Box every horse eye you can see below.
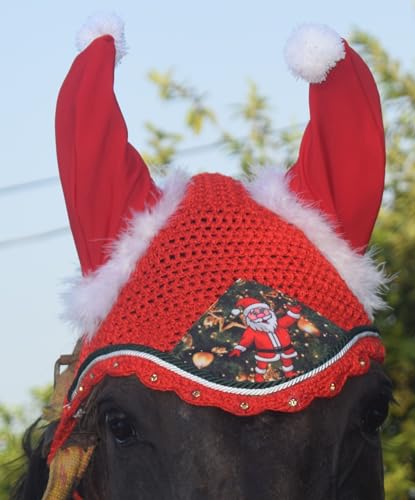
[360,393,390,436]
[105,410,136,445]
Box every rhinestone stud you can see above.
[150,373,158,382]
[192,390,201,398]
[113,362,119,368]
[240,402,249,411]
[330,383,336,391]
[359,360,366,367]
[288,398,298,407]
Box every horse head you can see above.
[14,15,392,500]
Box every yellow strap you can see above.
[41,445,94,500]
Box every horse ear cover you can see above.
[47,15,388,470]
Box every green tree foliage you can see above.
[351,30,415,500]
[144,70,216,169]
[0,386,52,499]
[145,70,301,175]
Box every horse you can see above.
[12,17,392,500]
[13,365,392,499]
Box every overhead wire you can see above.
[0,123,302,195]
[0,124,302,248]
[0,227,70,249]
[0,140,227,196]
[0,176,59,195]
[0,141,229,248]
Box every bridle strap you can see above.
[41,444,95,500]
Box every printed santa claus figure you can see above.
[229,298,301,381]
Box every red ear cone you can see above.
[284,24,385,253]
[56,16,158,275]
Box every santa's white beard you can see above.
[246,312,277,332]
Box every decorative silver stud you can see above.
[330,383,336,391]
[192,390,201,398]
[240,402,249,411]
[150,373,158,382]
[74,407,86,419]
[288,398,298,407]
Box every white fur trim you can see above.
[287,311,300,319]
[231,308,241,316]
[62,169,190,338]
[281,351,298,359]
[235,345,247,352]
[255,353,281,362]
[243,303,269,315]
[244,167,388,320]
[255,367,267,374]
[76,13,127,65]
[282,364,294,372]
[284,24,345,83]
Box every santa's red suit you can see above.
[230,300,301,381]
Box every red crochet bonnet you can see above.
[48,17,387,463]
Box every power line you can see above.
[0,227,70,249]
[0,142,225,195]
[0,144,227,248]
[0,143,222,195]
[174,139,226,156]
[0,124,303,195]
[0,125,303,248]
[0,176,58,195]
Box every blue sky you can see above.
[1,0,414,405]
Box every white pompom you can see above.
[284,24,345,83]
[76,13,127,65]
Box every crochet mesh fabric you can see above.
[78,172,368,363]
[49,172,383,463]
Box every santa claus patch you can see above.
[67,279,381,404]
[172,279,378,383]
